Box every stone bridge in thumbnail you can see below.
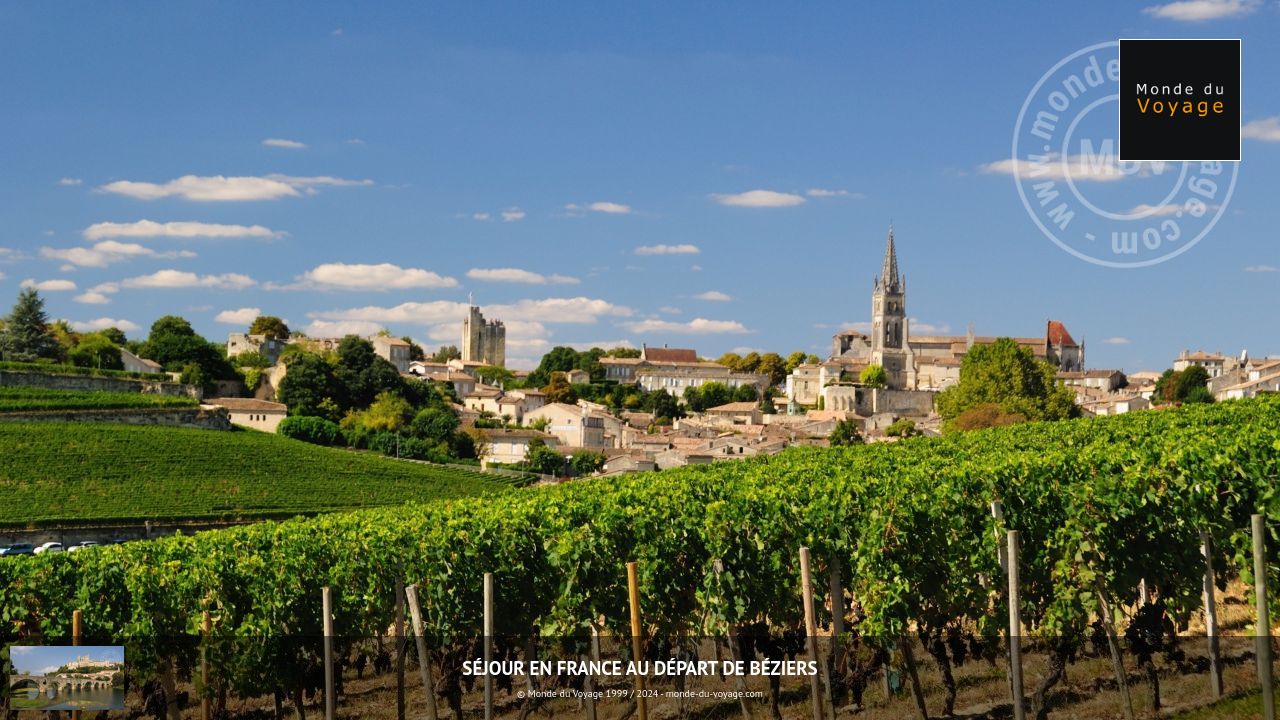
[9,669,116,693]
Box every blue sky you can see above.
[0,2,1276,371]
[9,645,123,675]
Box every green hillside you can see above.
[0,386,198,412]
[0,422,511,527]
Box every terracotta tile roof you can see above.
[706,402,760,413]
[641,346,699,363]
[1047,320,1077,347]
[208,397,288,412]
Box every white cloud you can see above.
[472,212,492,221]
[805,188,864,199]
[635,244,700,256]
[74,291,111,305]
[99,174,372,201]
[620,318,749,335]
[262,138,307,149]
[1143,0,1259,21]
[658,306,681,315]
[566,339,635,351]
[215,307,263,325]
[20,278,76,292]
[84,220,282,241]
[694,290,732,302]
[1103,337,1132,345]
[303,319,385,337]
[711,189,806,208]
[980,154,1171,183]
[0,271,5,280]
[122,270,255,290]
[310,297,632,327]
[69,317,140,332]
[59,177,83,186]
[466,268,579,285]
[1242,117,1280,142]
[589,201,632,214]
[41,241,197,268]
[0,247,24,263]
[1245,265,1279,273]
[279,263,459,291]
[345,138,366,145]
[501,207,526,222]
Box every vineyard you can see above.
[0,423,511,527]
[0,386,198,412]
[3,397,1280,719]
[0,360,168,381]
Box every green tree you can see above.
[528,346,579,387]
[645,389,685,422]
[410,406,460,443]
[757,352,787,386]
[335,335,404,408]
[68,332,124,370]
[230,350,270,369]
[99,327,128,346]
[684,381,733,412]
[248,315,290,339]
[1175,365,1213,403]
[475,365,515,387]
[428,345,461,363]
[142,315,237,388]
[0,288,60,361]
[935,338,1079,431]
[278,352,344,420]
[355,391,415,432]
[570,450,606,476]
[860,364,887,389]
[885,418,920,437]
[828,418,864,446]
[401,336,425,362]
[524,438,565,476]
[732,384,759,402]
[785,351,808,374]
[543,371,578,404]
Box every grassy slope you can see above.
[0,422,510,527]
[0,386,197,411]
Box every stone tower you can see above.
[461,304,506,367]
[869,225,914,390]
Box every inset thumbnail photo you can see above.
[5,645,125,712]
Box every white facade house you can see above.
[119,348,163,375]
[208,397,289,432]
[523,402,609,449]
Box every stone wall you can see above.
[0,405,231,430]
[870,388,936,416]
[0,369,200,398]
[0,518,261,548]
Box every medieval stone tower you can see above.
[869,225,915,390]
[461,303,506,367]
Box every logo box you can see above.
[1119,39,1240,162]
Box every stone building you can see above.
[793,225,1087,399]
[461,303,506,367]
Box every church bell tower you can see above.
[869,225,913,389]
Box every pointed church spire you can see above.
[879,224,901,292]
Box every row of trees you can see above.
[715,350,821,386]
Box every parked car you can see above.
[33,542,64,554]
[68,541,100,553]
[0,542,35,556]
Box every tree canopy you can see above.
[0,288,60,362]
[935,338,1079,431]
[248,315,290,339]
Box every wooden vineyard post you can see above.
[826,558,842,719]
[1006,530,1025,720]
[714,559,754,720]
[1201,531,1222,699]
[798,548,824,720]
[72,609,82,720]
[1094,581,1136,720]
[1254,514,1276,720]
[323,586,335,720]
[626,561,649,720]
[584,624,599,720]
[899,634,928,720]
[395,580,407,720]
[201,609,212,720]
[484,572,495,720]
[404,584,439,720]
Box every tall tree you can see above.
[335,335,404,409]
[0,288,60,362]
[428,345,461,363]
[68,332,124,370]
[542,371,578,404]
[935,338,1079,431]
[278,352,344,420]
[248,315,291,339]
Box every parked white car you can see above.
[68,541,100,553]
[33,542,64,554]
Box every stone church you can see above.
[792,226,1085,401]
